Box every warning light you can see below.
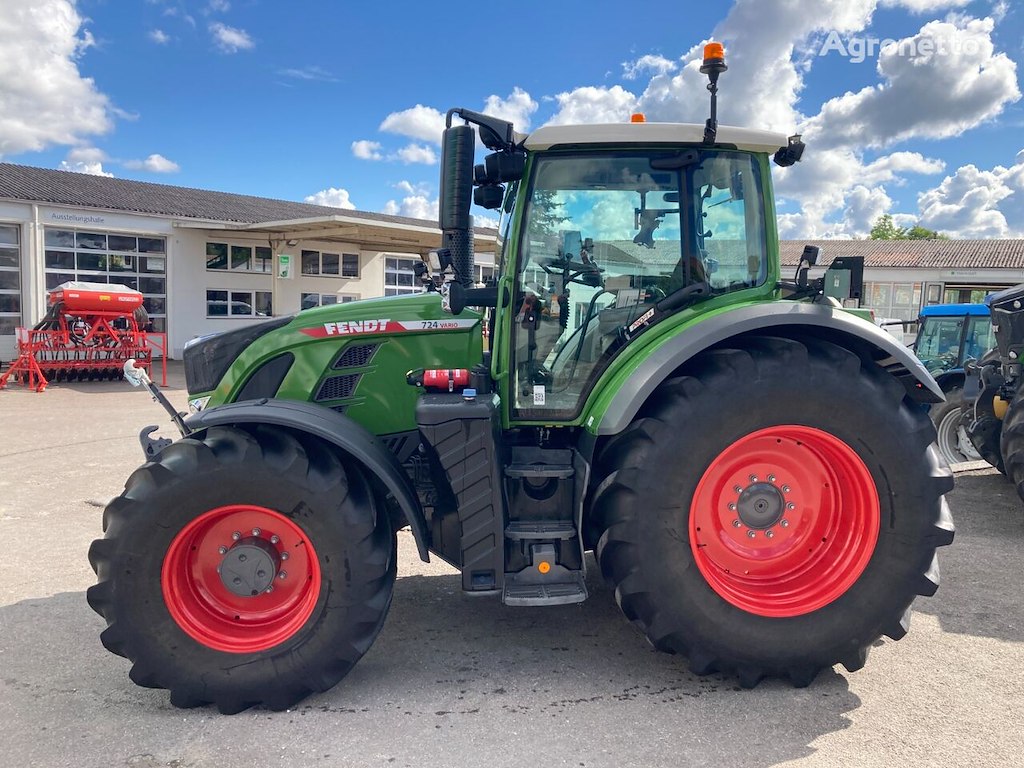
[538,561,552,574]
[630,113,646,123]
[703,42,725,63]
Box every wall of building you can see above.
[0,201,495,361]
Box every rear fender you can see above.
[184,399,430,561]
[595,302,944,436]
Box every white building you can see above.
[0,163,497,360]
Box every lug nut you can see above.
[218,546,228,555]
[749,475,758,483]
[767,474,776,483]
[278,571,288,580]
[280,552,289,560]
[780,519,790,528]
[252,528,261,537]
[782,485,791,493]
[270,535,280,545]
[746,530,756,539]
[232,531,241,541]
[733,485,743,494]
[786,502,796,510]
[728,502,737,511]
[765,530,774,539]
[265,586,274,594]
[732,519,742,528]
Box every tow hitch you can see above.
[123,358,190,458]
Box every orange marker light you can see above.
[703,42,725,62]
[630,113,646,123]
[538,561,552,574]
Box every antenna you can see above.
[701,42,728,145]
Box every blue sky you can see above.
[1,0,1022,238]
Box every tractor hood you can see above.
[185,292,485,435]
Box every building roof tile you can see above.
[0,162,496,233]
[780,239,1024,269]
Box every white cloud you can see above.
[380,104,446,144]
[209,22,253,53]
[277,66,338,83]
[124,153,180,173]
[206,0,230,12]
[547,85,638,126]
[623,54,677,80]
[384,181,437,221]
[149,29,170,44]
[304,187,356,210]
[351,140,383,160]
[803,18,1020,150]
[916,150,1024,237]
[0,0,113,158]
[59,147,112,177]
[483,87,539,131]
[395,143,437,164]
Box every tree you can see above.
[869,215,946,240]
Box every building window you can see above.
[0,223,21,338]
[300,250,360,278]
[862,281,923,323]
[342,253,359,277]
[475,264,495,285]
[206,289,273,317]
[206,242,272,273]
[385,256,423,297]
[44,227,167,332]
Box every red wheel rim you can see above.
[162,505,321,653]
[689,426,879,618]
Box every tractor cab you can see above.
[504,131,775,419]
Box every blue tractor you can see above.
[914,304,995,465]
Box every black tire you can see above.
[591,335,954,688]
[998,391,1024,508]
[932,387,985,466]
[87,424,397,713]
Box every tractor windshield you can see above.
[510,149,767,418]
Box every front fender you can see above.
[595,302,944,436]
[184,399,430,561]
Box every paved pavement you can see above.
[1,365,1022,768]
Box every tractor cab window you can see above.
[511,150,766,418]
[915,316,966,375]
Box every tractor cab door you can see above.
[507,149,768,421]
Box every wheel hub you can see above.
[219,537,280,597]
[736,482,785,529]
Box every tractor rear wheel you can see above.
[88,424,396,713]
[591,335,954,687]
[998,391,1024,508]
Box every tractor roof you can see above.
[920,303,991,317]
[523,123,790,155]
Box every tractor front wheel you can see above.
[592,335,954,687]
[88,424,396,713]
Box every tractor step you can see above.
[504,463,574,479]
[502,572,588,606]
[505,520,576,540]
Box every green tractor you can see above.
[88,44,954,713]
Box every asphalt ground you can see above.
[1,364,1022,768]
